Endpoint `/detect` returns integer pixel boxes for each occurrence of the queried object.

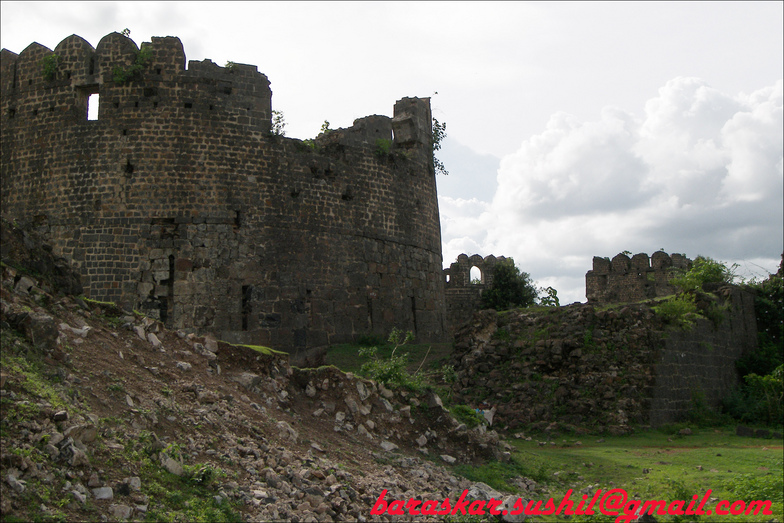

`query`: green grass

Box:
[230,343,287,356]
[499,427,783,522]
[325,341,453,376]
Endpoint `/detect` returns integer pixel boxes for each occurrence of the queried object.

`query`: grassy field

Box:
[460,427,783,522]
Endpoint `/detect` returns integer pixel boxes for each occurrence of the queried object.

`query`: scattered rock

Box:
[92,487,114,500]
[21,313,59,350]
[147,332,163,349]
[277,421,298,443]
[6,473,26,494]
[380,440,399,452]
[160,454,183,476]
[109,504,133,520]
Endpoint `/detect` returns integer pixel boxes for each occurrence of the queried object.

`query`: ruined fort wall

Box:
[450,286,758,430]
[443,254,507,335]
[586,251,692,303]
[1,33,446,354]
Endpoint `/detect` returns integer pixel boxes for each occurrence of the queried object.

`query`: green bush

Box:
[375,138,392,158]
[41,54,61,81]
[652,293,698,328]
[480,259,538,311]
[112,45,153,84]
[358,329,423,391]
[672,255,737,292]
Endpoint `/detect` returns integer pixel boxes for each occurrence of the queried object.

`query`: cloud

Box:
[439,77,783,304]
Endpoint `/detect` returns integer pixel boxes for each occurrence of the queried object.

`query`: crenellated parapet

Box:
[1,32,271,133]
[586,251,692,304]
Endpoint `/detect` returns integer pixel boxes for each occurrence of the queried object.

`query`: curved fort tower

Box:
[1,33,447,354]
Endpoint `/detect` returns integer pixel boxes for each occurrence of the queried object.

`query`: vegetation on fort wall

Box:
[432,118,448,176]
[112,45,153,84]
[41,54,61,81]
[724,267,784,426]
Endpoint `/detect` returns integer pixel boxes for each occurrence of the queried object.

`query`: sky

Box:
[2,1,782,304]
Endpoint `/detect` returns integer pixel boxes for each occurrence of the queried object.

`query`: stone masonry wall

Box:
[0,33,447,357]
[586,251,692,304]
[450,285,757,431]
[443,254,508,335]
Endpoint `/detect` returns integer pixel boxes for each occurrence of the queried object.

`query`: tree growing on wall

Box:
[432,118,448,176]
[480,259,538,310]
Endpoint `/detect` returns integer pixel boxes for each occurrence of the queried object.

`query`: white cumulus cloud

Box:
[439,77,783,304]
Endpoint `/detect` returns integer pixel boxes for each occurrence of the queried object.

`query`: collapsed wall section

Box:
[0,33,447,356]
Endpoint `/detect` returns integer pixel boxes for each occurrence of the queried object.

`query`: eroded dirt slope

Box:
[0,220,526,523]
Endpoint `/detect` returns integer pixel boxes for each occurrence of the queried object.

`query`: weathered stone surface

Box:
[109,504,133,520]
[21,313,58,350]
[92,487,114,500]
[1,35,447,352]
[380,440,398,452]
[451,284,757,430]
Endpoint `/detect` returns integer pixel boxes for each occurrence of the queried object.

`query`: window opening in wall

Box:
[241,285,252,331]
[87,93,99,120]
[8,108,15,119]
[184,102,192,109]
[445,274,450,283]
[470,266,482,284]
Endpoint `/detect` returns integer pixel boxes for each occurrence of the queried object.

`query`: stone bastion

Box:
[1,32,447,357]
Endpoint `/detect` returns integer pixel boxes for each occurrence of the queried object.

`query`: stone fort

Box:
[0,32,448,356]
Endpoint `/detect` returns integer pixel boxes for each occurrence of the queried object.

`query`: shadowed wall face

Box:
[1,33,447,354]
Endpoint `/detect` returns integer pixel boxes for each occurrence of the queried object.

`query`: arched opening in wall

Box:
[87,93,99,120]
[445,274,450,283]
[470,266,482,284]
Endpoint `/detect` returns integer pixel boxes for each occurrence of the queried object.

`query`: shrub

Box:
[375,138,392,158]
[358,329,423,391]
[271,110,286,136]
[480,259,538,311]
[672,255,737,292]
[112,45,153,84]
[538,286,560,307]
[652,293,698,328]
[41,54,61,81]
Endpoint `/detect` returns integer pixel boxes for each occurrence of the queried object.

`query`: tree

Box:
[480,259,538,310]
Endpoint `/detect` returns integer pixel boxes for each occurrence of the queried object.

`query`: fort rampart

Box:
[0,33,447,356]
[586,251,691,303]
